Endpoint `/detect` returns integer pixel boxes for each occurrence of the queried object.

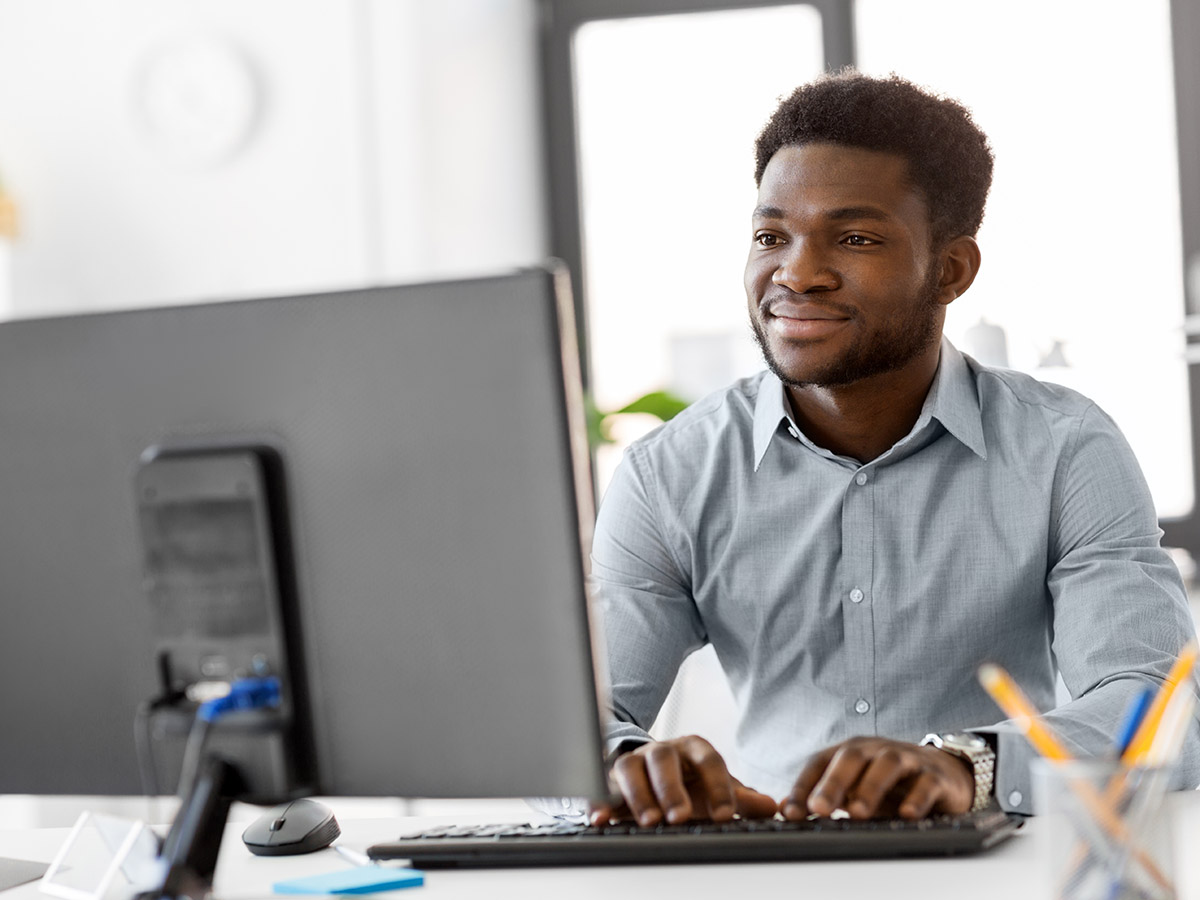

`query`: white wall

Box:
[0,0,548,317]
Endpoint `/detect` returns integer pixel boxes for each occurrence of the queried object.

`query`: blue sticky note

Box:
[273,866,424,894]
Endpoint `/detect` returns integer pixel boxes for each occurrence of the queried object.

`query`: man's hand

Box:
[782,736,974,821]
[590,735,779,826]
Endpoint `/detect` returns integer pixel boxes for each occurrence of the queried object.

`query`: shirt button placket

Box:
[844,466,876,734]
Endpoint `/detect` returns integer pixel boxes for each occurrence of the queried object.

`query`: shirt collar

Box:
[751,337,987,471]
[922,338,987,461]
[752,371,793,470]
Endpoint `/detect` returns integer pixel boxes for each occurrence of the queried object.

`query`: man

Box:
[588,70,1200,827]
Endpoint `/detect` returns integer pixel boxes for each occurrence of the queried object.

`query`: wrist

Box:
[919,732,995,812]
[945,752,975,794]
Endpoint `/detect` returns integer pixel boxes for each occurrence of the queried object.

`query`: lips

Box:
[763,298,851,340]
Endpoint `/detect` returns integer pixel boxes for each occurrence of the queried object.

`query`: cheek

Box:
[744,256,768,301]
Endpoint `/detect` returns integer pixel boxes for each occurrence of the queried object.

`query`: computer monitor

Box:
[0,265,608,805]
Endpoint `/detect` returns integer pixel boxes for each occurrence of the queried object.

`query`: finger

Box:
[588,802,613,825]
[844,747,915,819]
[588,797,632,825]
[807,745,872,817]
[733,782,781,819]
[610,754,664,827]
[783,747,837,820]
[896,770,943,820]
[643,742,694,824]
[678,736,737,820]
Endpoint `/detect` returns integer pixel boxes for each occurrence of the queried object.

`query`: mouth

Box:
[763,299,851,341]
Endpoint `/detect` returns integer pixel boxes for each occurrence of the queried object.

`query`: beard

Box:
[749,267,943,389]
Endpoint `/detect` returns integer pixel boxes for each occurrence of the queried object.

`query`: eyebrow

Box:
[752,204,894,223]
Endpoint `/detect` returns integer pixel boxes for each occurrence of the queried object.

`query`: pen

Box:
[1112,687,1154,758]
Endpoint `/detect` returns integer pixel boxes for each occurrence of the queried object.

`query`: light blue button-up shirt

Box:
[592,340,1200,814]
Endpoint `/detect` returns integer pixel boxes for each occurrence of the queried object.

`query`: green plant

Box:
[586,389,690,447]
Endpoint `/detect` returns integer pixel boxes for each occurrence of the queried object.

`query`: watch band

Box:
[920,732,995,812]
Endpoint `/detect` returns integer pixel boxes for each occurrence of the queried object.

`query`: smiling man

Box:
[589,70,1200,826]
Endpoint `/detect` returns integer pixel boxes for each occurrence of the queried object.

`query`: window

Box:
[568,4,827,487]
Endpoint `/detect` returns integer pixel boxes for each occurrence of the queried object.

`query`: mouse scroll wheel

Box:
[269,816,287,833]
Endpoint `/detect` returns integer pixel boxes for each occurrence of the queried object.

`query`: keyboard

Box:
[367,809,1024,868]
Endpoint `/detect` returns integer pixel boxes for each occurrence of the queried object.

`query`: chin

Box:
[769,349,838,384]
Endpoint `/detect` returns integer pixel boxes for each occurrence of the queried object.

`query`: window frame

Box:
[1162,0,1200,557]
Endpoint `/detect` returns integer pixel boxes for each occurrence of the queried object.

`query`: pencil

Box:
[977,663,1074,760]
[1120,641,1197,764]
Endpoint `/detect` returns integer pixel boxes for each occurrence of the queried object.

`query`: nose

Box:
[771,240,839,294]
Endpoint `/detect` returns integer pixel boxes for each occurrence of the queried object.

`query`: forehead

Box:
[755,143,929,230]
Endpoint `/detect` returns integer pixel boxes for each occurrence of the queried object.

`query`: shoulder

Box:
[962,355,1121,449]
[959,355,1136,492]
[967,357,1096,420]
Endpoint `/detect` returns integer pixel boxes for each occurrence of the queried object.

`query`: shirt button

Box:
[850,588,864,603]
[855,472,868,486]
[1008,790,1023,808]
[787,426,800,440]
[854,699,870,715]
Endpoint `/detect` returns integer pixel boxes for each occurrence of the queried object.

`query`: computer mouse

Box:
[242,798,341,856]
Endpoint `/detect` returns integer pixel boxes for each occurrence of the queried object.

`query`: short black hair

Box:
[754,70,994,246]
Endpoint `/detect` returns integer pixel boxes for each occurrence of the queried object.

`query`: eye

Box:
[843,234,879,247]
[754,232,782,248]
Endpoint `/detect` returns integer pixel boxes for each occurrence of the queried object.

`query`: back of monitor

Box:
[0,266,607,800]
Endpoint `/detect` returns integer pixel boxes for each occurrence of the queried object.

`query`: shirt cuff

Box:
[969,724,1034,815]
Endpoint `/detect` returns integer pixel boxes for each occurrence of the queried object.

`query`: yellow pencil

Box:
[977,663,1074,760]
[1120,641,1197,764]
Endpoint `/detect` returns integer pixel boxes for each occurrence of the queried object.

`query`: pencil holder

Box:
[1032,758,1175,900]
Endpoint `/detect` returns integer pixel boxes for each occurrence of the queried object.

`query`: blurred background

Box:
[2,0,1200,817]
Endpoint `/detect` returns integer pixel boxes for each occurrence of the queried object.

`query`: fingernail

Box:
[782,801,804,819]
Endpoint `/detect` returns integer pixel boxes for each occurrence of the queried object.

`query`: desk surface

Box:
[2,793,1198,900]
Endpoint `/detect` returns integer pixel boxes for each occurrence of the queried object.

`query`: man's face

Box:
[745,142,945,389]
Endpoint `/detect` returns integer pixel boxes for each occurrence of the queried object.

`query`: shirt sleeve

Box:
[974,402,1200,814]
[591,442,708,757]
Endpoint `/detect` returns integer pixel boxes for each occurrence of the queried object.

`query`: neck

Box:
[784,343,941,463]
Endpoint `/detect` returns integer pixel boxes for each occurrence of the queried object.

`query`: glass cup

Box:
[1032,758,1176,900]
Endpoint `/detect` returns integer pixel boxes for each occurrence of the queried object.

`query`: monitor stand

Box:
[140,756,245,900]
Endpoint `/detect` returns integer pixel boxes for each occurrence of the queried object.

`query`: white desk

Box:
[3,793,1199,900]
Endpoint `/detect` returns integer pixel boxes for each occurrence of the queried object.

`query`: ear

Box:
[933,235,981,307]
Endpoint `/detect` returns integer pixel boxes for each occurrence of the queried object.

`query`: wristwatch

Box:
[919,732,995,812]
